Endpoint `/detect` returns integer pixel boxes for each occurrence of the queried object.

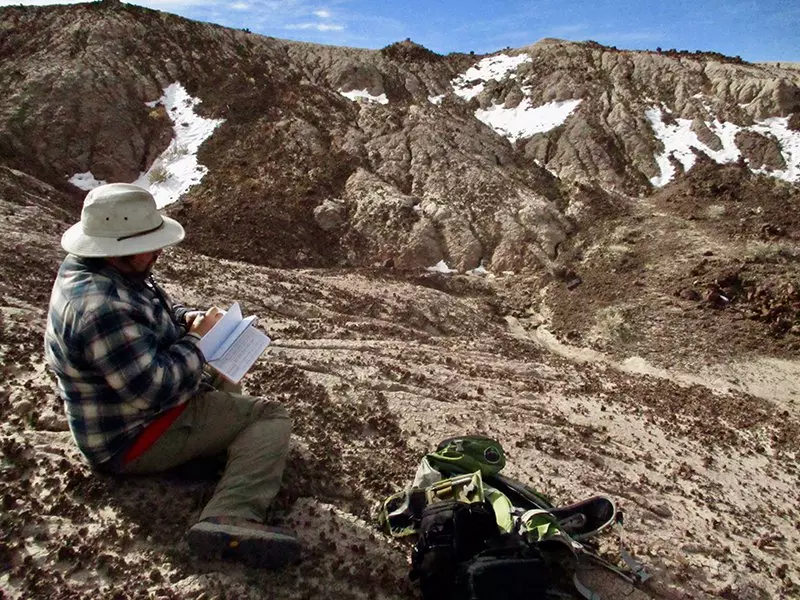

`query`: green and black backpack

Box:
[378,434,650,600]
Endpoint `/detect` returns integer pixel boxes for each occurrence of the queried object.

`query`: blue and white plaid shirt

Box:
[44,255,205,467]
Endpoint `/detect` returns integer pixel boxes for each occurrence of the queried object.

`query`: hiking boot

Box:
[187,516,301,569]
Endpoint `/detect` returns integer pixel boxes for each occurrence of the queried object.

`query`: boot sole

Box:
[187,521,301,569]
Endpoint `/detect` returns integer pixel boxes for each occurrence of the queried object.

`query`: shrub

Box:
[148,164,168,185]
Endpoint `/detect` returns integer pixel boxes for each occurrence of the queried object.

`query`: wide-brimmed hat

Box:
[61,183,185,257]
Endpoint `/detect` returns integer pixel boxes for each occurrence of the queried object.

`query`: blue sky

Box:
[5,0,799,62]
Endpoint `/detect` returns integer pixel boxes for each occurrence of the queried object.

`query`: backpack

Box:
[410,500,500,600]
[426,435,506,477]
[380,435,651,599]
[411,502,573,600]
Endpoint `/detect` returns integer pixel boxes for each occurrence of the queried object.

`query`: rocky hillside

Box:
[1,3,799,599]
[1,2,798,273]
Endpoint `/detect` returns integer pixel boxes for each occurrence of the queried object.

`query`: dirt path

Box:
[511,315,800,414]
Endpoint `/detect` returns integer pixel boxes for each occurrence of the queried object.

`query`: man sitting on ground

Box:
[44,182,299,568]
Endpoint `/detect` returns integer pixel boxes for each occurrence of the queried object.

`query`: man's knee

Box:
[251,399,291,439]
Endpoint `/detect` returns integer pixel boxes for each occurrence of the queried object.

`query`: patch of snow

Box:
[68,171,106,191]
[467,264,489,277]
[749,116,800,182]
[452,53,531,101]
[476,99,582,142]
[426,260,457,274]
[339,89,389,105]
[133,82,225,208]
[647,106,800,186]
[646,106,740,187]
[428,94,445,105]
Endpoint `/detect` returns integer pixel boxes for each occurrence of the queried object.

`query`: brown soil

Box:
[2,166,799,599]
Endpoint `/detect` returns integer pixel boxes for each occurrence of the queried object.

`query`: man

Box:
[44,183,300,568]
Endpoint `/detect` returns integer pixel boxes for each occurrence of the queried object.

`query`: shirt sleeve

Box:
[81,299,204,413]
[172,303,197,325]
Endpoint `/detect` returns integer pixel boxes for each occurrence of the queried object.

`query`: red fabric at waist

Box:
[124,403,188,465]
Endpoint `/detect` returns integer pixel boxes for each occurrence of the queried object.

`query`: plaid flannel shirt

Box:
[44,255,205,467]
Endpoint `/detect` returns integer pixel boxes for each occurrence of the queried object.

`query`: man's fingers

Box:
[206,306,224,321]
[184,310,203,326]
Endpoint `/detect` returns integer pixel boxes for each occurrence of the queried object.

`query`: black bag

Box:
[410,500,499,600]
[462,544,555,600]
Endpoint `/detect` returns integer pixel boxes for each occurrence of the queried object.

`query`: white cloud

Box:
[285,22,344,31]
[230,1,250,10]
[313,9,330,18]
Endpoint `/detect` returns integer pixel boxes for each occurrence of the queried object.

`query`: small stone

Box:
[14,400,33,417]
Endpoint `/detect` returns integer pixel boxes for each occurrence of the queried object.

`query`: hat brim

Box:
[61,216,185,257]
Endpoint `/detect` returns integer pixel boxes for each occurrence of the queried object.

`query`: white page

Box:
[211,315,257,361]
[196,302,242,359]
[209,325,271,384]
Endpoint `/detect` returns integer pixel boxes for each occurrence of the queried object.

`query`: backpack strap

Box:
[614,511,651,583]
[572,573,602,600]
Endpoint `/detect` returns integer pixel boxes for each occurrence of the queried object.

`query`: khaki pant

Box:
[122,378,291,523]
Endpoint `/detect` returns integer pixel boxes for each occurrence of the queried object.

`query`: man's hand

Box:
[184,310,204,328]
[188,307,224,337]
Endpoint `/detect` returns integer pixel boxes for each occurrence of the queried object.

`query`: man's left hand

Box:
[184,310,204,328]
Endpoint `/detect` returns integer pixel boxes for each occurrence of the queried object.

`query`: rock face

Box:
[1,4,798,273]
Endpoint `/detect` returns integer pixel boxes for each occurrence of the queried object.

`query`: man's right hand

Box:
[189,306,223,337]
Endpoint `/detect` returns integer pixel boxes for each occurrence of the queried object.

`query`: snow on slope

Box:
[68,171,107,191]
[749,117,800,182]
[133,82,225,208]
[68,83,224,206]
[446,55,799,186]
[451,53,531,101]
[648,106,800,186]
[476,98,582,142]
[446,53,581,142]
[339,89,389,104]
[646,107,741,186]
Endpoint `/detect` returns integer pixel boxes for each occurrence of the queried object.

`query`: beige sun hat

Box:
[61,183,185,257]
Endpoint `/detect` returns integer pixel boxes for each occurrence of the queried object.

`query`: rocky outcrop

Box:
[0,4,798,272]
[735,129,787,170]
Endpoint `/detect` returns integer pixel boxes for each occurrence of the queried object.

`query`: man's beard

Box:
[120,257,157,282]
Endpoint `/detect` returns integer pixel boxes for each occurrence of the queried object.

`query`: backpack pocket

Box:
[410,500,500,600]
[427,435,506,477]
[462,552,554,600]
